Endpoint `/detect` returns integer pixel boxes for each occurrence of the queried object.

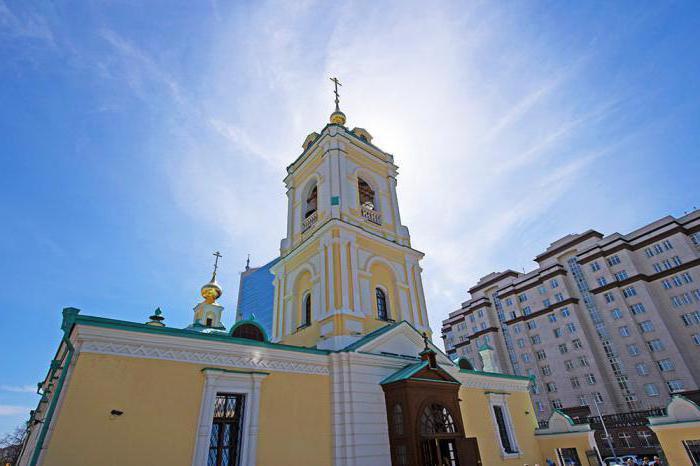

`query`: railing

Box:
[302,211,318,232]
[361,206,382,225]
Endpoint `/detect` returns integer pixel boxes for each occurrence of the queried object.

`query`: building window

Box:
[615,270,629,281]
[206,317,213,327]
[627,344,640,356]
[647,339,665,352]
[662,279,673,289]
[548,314,557,323]
[491,404,519,455]
[604,292,615,303]
[611,308,623,319]
[618,326,630,337]
[376,288,389,321]
[554,292,564,302]
[630,303,646,315]
[522,353,531,363]
[566,323,576,333]
[591,261,601,272]
[551,278,560,288]
[635,363,649,376]
[392,404,404,436]
[536,350,547,361]
[657,359,674,372]
[622,286,637,298]
[560,307,570,318]
[358,178,376,210]
[538,285,547,295]
[558,344,568,354]
[541,365,552,376]
[301,293,312,327]
[578,356,590,367]
[209,394,245,466]
[518,293,528,303]
[553,328,562,338]
[597,277,608,287]
[305,185,318,218]
[522,306,532,316]
[572,339,583,349]
[682,440,700,465]
[586,373,597,385]
[594,392,604,403]
[570,377,580,389]
[639,320,654,333]
[526,321,537,330]
[565,360,575,370]
[552,399,563,409]
[607,255,621,266]
[667,379,685,393]
[420,404,456,434]
[693,333,700,345]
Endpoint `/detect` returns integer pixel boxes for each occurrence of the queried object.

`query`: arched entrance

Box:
[419,403,460,466]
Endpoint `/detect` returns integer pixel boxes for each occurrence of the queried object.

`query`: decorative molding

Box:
[451,371,531,392]
[75,326,329,375]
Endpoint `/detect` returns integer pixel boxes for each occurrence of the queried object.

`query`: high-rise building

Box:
[442,211,700,421]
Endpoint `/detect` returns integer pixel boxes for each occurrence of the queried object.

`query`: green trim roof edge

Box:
[69,313,330,355]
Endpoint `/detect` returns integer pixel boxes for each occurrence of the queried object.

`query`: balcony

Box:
[302,211,318,232]
[361,206,382,225]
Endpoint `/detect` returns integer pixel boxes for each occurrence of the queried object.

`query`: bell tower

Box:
[271,80,430,349]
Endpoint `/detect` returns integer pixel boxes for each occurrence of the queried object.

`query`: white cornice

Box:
[74,325,329,375]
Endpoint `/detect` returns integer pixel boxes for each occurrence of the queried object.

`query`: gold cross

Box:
[330,76,342,111]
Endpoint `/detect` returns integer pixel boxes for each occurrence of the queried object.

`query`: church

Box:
[18,84,605,466]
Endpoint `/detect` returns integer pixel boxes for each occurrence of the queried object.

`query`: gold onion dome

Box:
[330,110,346,125]
[201,278,222,304]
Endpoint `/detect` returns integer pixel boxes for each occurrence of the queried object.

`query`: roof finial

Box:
[422,332,430,351]
[245,254,250,271]
[329,76,347,125]
[211,251,222,280]
[201,251,223,304]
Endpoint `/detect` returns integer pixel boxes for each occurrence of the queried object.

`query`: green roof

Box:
[66,312,329,355]
[380,360,429,385]
[380,360,460,386]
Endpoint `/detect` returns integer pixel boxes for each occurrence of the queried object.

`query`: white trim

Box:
[74,326,329,375]
[192,369,268,466]
[487,393,521,459]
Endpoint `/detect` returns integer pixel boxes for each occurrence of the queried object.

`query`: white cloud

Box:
[0,385,35,393]
[61,1,636,347]
[0,405,31,416]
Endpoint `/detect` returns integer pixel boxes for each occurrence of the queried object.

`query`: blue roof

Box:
[236,258,279,337]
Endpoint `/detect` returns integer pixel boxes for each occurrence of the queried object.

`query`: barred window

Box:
[208,394,245,466]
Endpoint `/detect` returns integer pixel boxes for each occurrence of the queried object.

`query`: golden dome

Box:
[201,279,222,304]
[330,110,346,125]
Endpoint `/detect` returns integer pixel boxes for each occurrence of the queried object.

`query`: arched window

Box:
[392,404,404,436]
[358,178,375,210]
[376,288,389,321]
[420,404,456,435]
[205,318,213,327]
[301,293,312,327]
[305,185,317,218]
[231,323,265,342]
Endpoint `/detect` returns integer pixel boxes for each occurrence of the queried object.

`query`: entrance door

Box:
[421,438,459,466]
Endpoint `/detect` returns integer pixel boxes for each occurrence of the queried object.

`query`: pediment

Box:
[348,322,453,366]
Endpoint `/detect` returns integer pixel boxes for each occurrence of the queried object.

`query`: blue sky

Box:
[1,1,699,435]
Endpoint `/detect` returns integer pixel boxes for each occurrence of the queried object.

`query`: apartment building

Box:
[442,210,700,421]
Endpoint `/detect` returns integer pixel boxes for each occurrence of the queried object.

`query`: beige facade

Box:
[442,210,700,421]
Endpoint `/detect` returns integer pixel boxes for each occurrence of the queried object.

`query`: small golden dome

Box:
[201,279,222,304]
[330,110,346,125]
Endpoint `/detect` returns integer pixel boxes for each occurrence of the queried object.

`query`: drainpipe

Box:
[25,308,79,466]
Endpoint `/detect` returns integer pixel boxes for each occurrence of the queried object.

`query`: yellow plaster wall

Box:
[43,353,203,466]
[370,261,402,322]
[257,372,332,466]
[458,387,545,466]
[652,425,700,466]
[536,433,593,465]
[43,353,333,466]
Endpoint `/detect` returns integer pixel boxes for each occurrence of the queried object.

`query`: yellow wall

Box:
[536,432,593,465]
[43,353,332,466]
[43,353,203,466]
[257,372,332,466]
[459,387,545,466]
[652,425,700,466]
